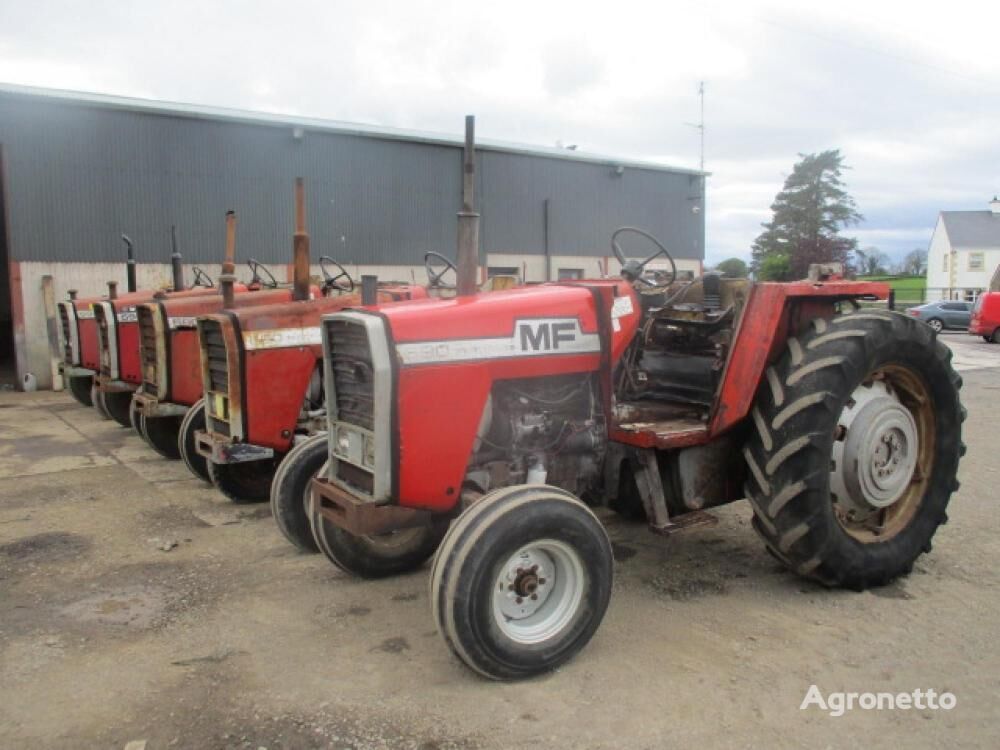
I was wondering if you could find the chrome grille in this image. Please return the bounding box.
[138,306,159,397]
[199,318,231,437]
[325,318,374,431]
[59,304,73,364]
[94,304,112,377]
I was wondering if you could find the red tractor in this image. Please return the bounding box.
[281,225,964,680]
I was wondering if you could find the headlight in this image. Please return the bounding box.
[334,426,367,465]
[364,435,375,468]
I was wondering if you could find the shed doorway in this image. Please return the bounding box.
[0,145,15,388]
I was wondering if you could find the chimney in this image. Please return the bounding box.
[990,196,1000,215]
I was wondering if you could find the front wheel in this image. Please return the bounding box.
[178,401,210,482]
[270,434,325,552]
[992,329,1000,344]
[92,383,110,419]
[140,414,183,459]
[208,458,276,503]
[102,390,134,428]
[926,317,944,333]
[430,485,613,680]
[744,309,964,590]
[310,501,448,578]
[67,375,94,407]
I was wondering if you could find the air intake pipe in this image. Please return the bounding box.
[292,178,310,301]
[456,115,480,296]
[220,211,237,308]
[122,234,137,292]
[170,225,185,291]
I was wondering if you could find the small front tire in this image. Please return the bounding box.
[103,390,134,428]
[270,434,325,553]
[140,414,183,459]
[178,401,210,482]
[67,375,94,407]
[209,458,276,503]
[430,485,613,680]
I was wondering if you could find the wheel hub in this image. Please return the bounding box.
[831,381,919,519]
[492,540,585,645]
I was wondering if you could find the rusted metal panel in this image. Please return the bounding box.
[311,476,435,537]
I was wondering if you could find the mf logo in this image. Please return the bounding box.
[518,320,577,351]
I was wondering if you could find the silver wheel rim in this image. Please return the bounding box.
[831,380,919,522]
[929,319,943,332]
[492,539,585,645]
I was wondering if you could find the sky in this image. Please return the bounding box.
[1,0,998,266]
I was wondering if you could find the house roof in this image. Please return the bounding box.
[940,210,1000,250]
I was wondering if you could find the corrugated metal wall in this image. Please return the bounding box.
[0,92,703,266]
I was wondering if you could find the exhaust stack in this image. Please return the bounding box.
[170,225,185,290]
[221,211,237,308]
[292,178,310,301]
[107,280,118,300]
[122,234,136,292]
[456,115,480,296]
[68,289,78,301]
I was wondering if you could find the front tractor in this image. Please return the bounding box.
[291,227,963,680]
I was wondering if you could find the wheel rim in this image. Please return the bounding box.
[929,319,943,332]
[830,368,934,542]
[492,539,586,645]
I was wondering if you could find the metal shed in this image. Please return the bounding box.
[0,83,705,388]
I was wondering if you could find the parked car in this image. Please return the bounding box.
[906,300,972,332]
[970,291,1000,343]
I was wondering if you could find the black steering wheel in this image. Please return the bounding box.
[319,256,355,293]
[247,259,279,289]
[424,251,458,288]
[191,266,214,288]
[611,227,677,288]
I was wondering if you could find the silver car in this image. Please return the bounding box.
[906,300,972,332]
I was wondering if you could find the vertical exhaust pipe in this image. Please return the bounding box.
[456,115,480,296]
[361,274,378,305]
[170,225,185,290]
[108,280,118,300]
[292,178,311,301]
[221,211,237,308]
[68,289,78,301]
[122,234,137,292]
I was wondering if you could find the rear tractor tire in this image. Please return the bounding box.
[103,390,135,428]
[140,414,183,459]
[743,308,964,590]
[67,375,94,407]
[310,491,449,578]
[270,434,325,553]
[208,458,277,503]
[178,400,210,482]
[430,485,614,680]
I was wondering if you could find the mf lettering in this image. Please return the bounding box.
[518,321,577,351]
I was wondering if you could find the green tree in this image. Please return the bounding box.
[856,246,889,276]
[715,257,748,278]
[757,253,791,281]
[751,150,862,279]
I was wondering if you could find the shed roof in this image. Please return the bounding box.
[0,81,706,178]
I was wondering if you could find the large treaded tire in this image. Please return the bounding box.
[140,414,183,459]
[208,458,277,503]
[178,401,210,482]
[103,390,134,428]
[270,434,324,553]
[67,375,94,407]
[311,498,449,578]
[430,485,613,680]
[743,308,964,590]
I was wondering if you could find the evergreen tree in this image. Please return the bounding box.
[751,150,862,280]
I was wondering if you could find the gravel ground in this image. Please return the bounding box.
[0,333,997,749]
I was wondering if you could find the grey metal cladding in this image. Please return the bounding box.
[0,91,704,265]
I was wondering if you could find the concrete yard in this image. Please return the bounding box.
[1,332,998,749]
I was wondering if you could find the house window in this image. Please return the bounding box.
[558,268,584,280]
[968,252,984,271]
[942,254,949,272]
[964,289,982,303]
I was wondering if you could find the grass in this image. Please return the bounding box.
[857,275,927,309]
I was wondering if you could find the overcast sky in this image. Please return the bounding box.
[1,0,998,264]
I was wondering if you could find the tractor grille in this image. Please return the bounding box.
[138,306,160,397]
[94,304,113,377]
[199,318,232,437]
[59,304,73,365]
[325,318,374,431]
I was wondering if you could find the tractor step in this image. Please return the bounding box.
[648,510,719,536]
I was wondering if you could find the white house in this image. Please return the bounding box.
[926,197,1000,301]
